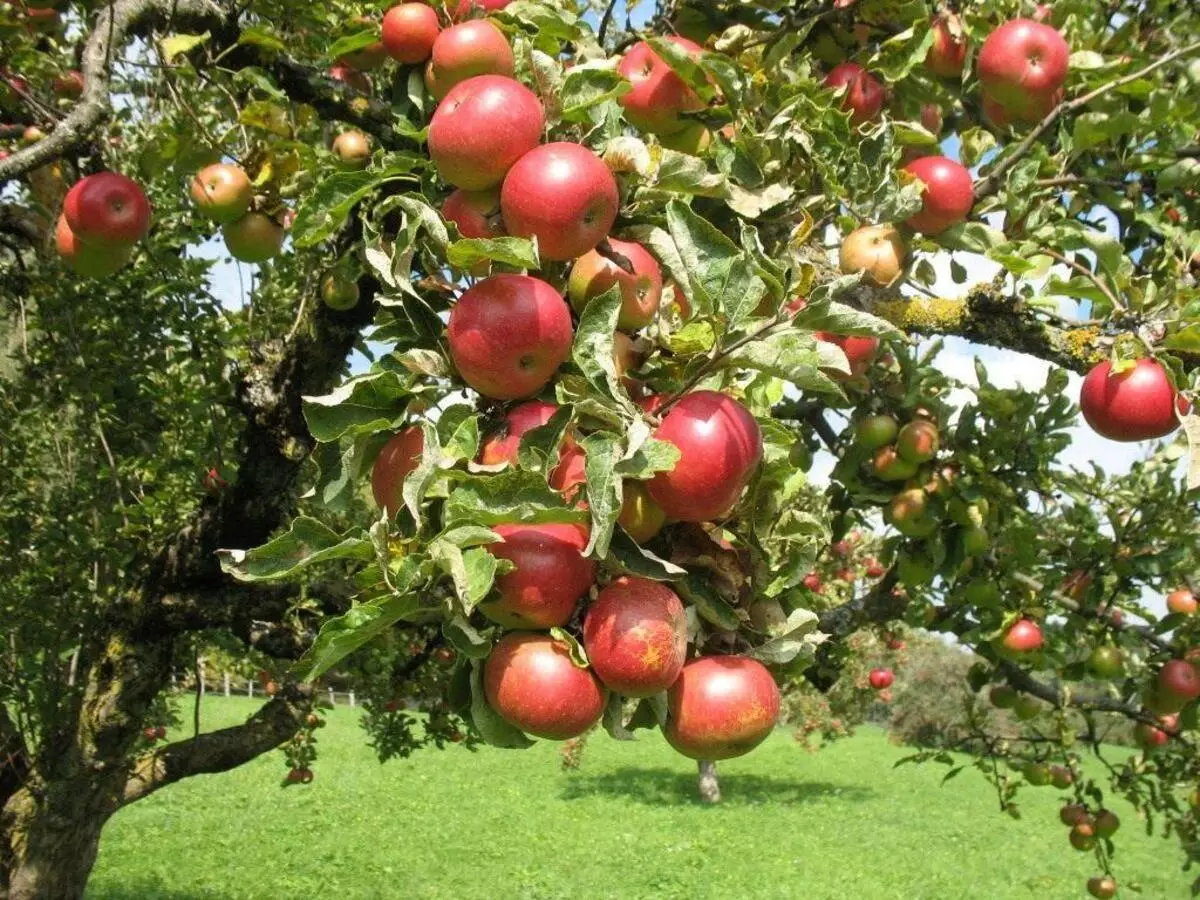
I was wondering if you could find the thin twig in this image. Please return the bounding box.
[597,0,619,44]
[1040,247,1125,313]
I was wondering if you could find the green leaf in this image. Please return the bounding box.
[291,162,420,248]
[237,25,287,53]
[517,405,574,475]
[616,438,680,480]
[870,25,936,82]
[238,100,291,137]
[747,608,825,665]
[549,627,590,668]
[445,616,493,660]
[431,539,502,613]
[561,66,631,120]
[218,517,373,583]
[328,30,379,62]
[1072,111,1139,151]
[678,573,740,630]
[602,694,636,740]
[655,148,730,197]
[470,661,535,748]
[665,199,740,317]
[302,371,412,443]
[444,470,588,527]
[437,405,481,462]
[581,432,622,558]
[608,529,687,581]
[719,329,847,394]
[792,300,902,338]
[937,222,1008,254]
[571,285,626,403]
[160,32,211,62]
[402,422,442,528]
[446,237,539,271]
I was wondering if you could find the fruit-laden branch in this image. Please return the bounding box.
[0,0,231,184]
[805,568,904,690]
[120,685,312,806]
[974,38,1200,200]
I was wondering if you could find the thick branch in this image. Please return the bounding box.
[0,0,230,184]
[975,39,1200,199]
[120,686,311,805]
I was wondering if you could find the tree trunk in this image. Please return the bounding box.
[2,781,114,900]
[697,759,721,804]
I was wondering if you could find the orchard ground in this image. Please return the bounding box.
[88,699,1189,899]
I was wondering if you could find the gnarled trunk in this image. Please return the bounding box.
[697,759,721,804]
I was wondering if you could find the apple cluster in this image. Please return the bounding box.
[54,172,150,277]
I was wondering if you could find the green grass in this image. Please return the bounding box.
[88,698,1189,900]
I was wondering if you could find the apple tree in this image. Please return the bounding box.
[2,0,1200,898]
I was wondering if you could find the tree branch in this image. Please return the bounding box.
[975,39,1200,200]
[0,0,231,184]
[804,568,903,691]
[120,685,311,805]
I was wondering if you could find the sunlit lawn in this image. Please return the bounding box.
[88,698,1190,899]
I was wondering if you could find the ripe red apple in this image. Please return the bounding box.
[478,401,560,466]
[582,576,687,697]
[885,488,937,538]
[1080,358,1181,442]
[55,214,134,277]
[920,103,943,135]
[428,20,514,100]
[371,426,424,516]
[978,19,1069,124]
[839,224,907,285]
[500,142,620,262]
[802,572,823,593]
[902,155,974,235]
[1001,618,1043,653]
[222,212,285,263]
[868,668,894,690]
[547,443,587,501]
[1070,821,1097,851]
[190,163,253,224]
[483,632,606,739]
[479,523,596,628]
[618,481,667,543]
[428,75,544,191]
[1157,659,1200,711]
[52,70,84,99]
[1168,587,1197,615]
[1060,804,1089,826]
[329,63,371,95]
[886,636,905,651]
[443,186,503,239]
[896,419,940,463]
[815,332,880,376]
[447,274,573,399]
[63,172,151,247]
[926,13,968,79]
[617,37,705,135]
[1134,713,1176,749]
[823,62,885,125]
[1086,876,1117,900]
[382,3,441,64]
[664,656,781,760]
[568,238,663,330]
[646,391,762,522]
[332,131,371,168]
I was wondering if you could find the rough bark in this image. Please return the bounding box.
[697,760,721,804]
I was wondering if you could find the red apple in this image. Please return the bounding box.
[815,332,880,376]
[443,186,503,239]
[547,443,586,500]
[1157,659,1200,711]
[332,130,372,169]
[478,400,560,466]
[902,156,974,235]
[869,668,894,690]
[428,19,514,100]
[479,523,596,628]
[52,70,84,99]
[1080,358,1180,442]
[483,632,606,739]
[978,19,1069,124]
[1093,809,1120,838]
[222,212,285,263]
[1069,821,1096,851]
[1086,876,1117,900]
[617,37,705,135]
[926,13,968,79]
[63,172,151,247]
[582,576,687,697]
[896,419,940,463]
[872,446,918,482]
[1060,803,1090,826]
[1001,618,1043,653]
[55,214,133,277]
[329,63,371,95]
[920,103,943,134]
[646,391,763,523]
[567,238,663,329]
[664,656,781,760]
[1135,714,1176,750]
[190,163,253,224]
[1168,588,1197,615]
[382,3,441,64]
[500,142,620,262]
[803,572,823,593]
[823,62,885,125]
[371,426,425,516]
[447,274,574,399]
[618,482,667,543]
[428,75,544,191]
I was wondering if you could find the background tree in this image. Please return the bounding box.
[2,1,1199,898]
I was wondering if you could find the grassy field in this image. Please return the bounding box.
[87,697,1189,900]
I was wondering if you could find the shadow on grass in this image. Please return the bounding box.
[560,767,874,806]
[87,881,222,900]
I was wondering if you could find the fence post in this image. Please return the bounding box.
[328,688,336,706]
[247,679,253,699]
[223,672,231,697]
[348,691,355,708]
